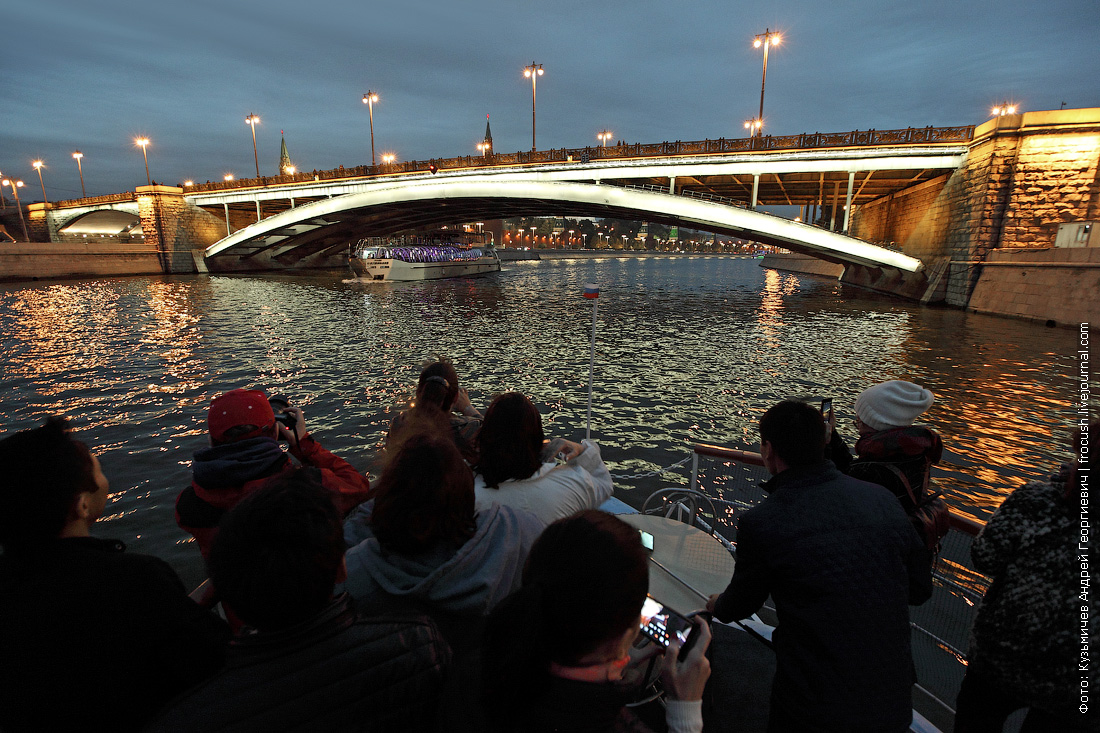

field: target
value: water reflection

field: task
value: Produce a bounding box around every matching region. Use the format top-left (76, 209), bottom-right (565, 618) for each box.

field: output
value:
top-left (0, 259), bottom-right (1079, 586)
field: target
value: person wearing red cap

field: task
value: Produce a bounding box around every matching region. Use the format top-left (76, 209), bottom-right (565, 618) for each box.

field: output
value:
top-left (176, 388), bottom-right (371, 563)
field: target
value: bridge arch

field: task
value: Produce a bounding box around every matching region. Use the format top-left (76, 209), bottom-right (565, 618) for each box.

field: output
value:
top-left (203, 178), bottom-right (921, 272)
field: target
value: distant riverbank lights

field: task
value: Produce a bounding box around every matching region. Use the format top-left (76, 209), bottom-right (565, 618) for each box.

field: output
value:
top-left (32, 160), bottom-right (47, 205)
top-left (363, 91), bottom-right (379, 167)
top-left (245, 114), bottom-right (261, 178)
top-left (135, 138), bottom-right (152, 186)
top-left (752, 29), bottom-right (781, 137)
top-left (523, 62), bottom-right (544, 152)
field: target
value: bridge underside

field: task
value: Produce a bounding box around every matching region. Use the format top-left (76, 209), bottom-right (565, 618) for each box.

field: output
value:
top-left (203, 180), bottom-right (921, 273)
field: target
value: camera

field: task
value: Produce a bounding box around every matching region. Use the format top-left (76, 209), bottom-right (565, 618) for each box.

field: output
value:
top-left (640, 595), bottom-right (699, 660)
top-left (268, 395), bottom-right (296, 430)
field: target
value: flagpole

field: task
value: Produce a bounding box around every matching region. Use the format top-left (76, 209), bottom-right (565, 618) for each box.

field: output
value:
top-left (583, 283), bottom-right (599, 440)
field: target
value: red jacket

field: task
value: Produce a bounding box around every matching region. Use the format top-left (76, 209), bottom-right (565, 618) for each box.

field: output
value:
top-left (176, 434), bottom-right (370, 561)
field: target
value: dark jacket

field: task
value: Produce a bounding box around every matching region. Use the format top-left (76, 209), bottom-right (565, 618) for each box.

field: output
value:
top-left (0, 537), bottom-right (230, 733)
top-left (176, 435), bottom-right (371, 560)
top-left (712, 461), bottom-right (932, 733)
top-left (146, 594), bottom-right (451, 732)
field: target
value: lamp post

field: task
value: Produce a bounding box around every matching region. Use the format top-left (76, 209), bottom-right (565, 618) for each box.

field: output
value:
top-left (597, 130), bottom-right (612, 147)
top-left (752, 29), bottom-right (781, 137)
top-left (381, 153), bottom-right (395, 166)
top-left (362, 91), bottom-right (379, 166)
top-left (992, 102), bottom-right (1017, 117)
top-left (2, 178), bottom-right (29, 240)
top-left (245, 114), bottom-right (261, 177)
top-left (32, 160), bottom-right (47, 205)
top-left (135, 138), bottom-right (152, 185)
top-left (72, 151), bottom-right (86, 198)
top-left (477, 142), bottom-right (490, 156)
top-left (522, 62), bottom-right (544, 152)
top-left (744, 118), bottom-right (762, 137)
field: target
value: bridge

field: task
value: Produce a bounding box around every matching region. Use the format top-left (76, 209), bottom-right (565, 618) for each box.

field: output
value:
top-left (33, 123), bottom-right (975, 275)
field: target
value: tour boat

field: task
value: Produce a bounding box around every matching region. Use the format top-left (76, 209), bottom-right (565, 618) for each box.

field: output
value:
top-left (348, 236), bottom-right (501, 281)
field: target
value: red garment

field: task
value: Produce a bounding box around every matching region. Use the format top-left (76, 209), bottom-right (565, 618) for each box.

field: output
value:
top-left (176, 434), bottom-right (371, 561)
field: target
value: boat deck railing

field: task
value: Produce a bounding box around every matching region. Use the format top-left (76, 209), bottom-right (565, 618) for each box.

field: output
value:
top-left (680, 443), bottom-right (986, 724)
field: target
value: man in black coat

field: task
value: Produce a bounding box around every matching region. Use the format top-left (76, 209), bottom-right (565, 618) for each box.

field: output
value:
top-left (707, 400), bottom-right (932, 733)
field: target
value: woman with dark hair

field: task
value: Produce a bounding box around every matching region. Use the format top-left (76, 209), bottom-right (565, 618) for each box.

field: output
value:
top-left (483, 510), bottom-right (711, 732)
top-left (954, 422), bottom-right (1096, 732)
top-left (473, 392), bottom-right (613, 527)
top-left (387, 358), bottom-right (483, 462)
top-left (341, 431), bottom-right (542, 620)
top-left (0, 418), bottom-right (228, 732)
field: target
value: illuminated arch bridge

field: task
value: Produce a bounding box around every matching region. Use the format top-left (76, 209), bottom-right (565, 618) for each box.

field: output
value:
top-left (203, 178), bottom-right (922, 273)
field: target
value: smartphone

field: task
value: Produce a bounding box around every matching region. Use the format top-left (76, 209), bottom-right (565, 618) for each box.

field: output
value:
top-left (820, 398), bottom-right (832, 416)
top-left (640, 596), bottom-right (697, 659)
top-left (639, 530), bottom-right (654, 552)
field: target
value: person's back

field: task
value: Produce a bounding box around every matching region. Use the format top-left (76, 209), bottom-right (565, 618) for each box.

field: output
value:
top-left (0, 418), bottom-right (229, 732)
top-left (386, 359), bottom-right (483, 463)
top-left (150, 470), bottom-right (451, 732)
top-left (709, 401), bottom-right (931, 733)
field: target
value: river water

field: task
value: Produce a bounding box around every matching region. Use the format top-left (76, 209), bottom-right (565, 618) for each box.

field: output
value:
top-left (0, 256), bottom-right (1079, 588)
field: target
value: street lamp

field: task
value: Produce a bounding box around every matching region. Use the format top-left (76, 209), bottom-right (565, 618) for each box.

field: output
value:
top-left (135, 138), bottom-right (152, 186)
top-left (522, 62), bottom-right (544, 152)
top-left (992, 102), bottom-right (1017, 117)
top-left (381, 153), bottom-right (395, 165)
top-left (32, 160), bottom-right (47, 205)
top-left (224, 173), bottom-right (235, 182)
top-left (72, 151), bottom-right (86, 198)
top-left (477, 142), bottom-right (490, 156)
top-left (744, 118), bottom-right (762, 136)
top-left (2, 178), bottom-right (29, 240)
top-left (597, 130), bottom-right (612, 147)
top-left (362, 91), bottom-right (379, 166)
top-left (245, 114), bottom-right (261, 177)
top-left (752, 29), bottom-right (781, 137)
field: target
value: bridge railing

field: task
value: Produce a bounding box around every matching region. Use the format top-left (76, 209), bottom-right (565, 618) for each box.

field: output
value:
top-left (181, 124), bottom-right (975, 196)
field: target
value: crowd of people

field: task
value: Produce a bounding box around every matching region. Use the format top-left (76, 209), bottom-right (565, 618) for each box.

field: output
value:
top-left (0, 364), bottom-right (1090, 733)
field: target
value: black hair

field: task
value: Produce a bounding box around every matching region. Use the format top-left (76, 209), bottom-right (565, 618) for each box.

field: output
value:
top-left (371, 432), bottom-right (476, 555)
top-left (416, 359), bottom-right (460, 412)
top-left (0, 417), bottom-right (98, 553)
top-left (208, 468), bottom-right (346, 632)
top-left (759, 400), bottom-right (826, 467)
top-left (474, 392), bottom-right (545, 488)
top-left (482, 511), bottom-right (648, 725)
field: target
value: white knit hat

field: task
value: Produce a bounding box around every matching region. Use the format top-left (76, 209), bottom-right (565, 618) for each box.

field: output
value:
top-left (854, 380), bottom-right (934, 431)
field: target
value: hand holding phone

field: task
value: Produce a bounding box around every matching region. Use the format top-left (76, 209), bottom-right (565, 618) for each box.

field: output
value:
top-left (640, 596), bottom-right (696, 658)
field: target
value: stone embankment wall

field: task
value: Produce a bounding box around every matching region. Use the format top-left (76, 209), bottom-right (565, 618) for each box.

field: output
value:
top-left (0, 242), bottom-right (163, 282)
top-left (965, 247), bottom-right (1100, 326)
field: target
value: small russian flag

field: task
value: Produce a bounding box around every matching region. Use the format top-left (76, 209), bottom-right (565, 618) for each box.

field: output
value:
top-left (582, 282), bottom-right (599, 299)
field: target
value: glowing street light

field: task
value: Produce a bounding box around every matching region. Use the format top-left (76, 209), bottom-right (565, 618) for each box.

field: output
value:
top-left (32, 160), bottom-right (48, 205)
top-left (134, 138), bottom-right (152, 186)
top-left (522, 62), bottom-right (544, 152)
top-left (597, 130), bottom-right (612, 147)
top-left (992, 102), bottom-right (1018, 116)
top-left (362, 91), bottom-right (379, 166)
top-left (245, 114), bottom-right (261, 177)
top-left (184, 180), bottom-right (194, 187)
top-left (285, 166), bottom-right (297, 174)
top-left (744, 118), bottom-right (762, 136)
top-left (2, 178), bottom-right (29, 240)
top-left (381, 153), bottom-right (395, 165)
top-left (477, 141), bottom-right (490, 156)
top-left (72, 151), bottom-right (86, 198)
top-left (224, 173), bottom-right (235, 182)
top-left (752, 29), bottom-right (781, 137)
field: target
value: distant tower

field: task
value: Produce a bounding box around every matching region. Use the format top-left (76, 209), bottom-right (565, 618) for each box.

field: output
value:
top-left (279, 131), bottom-right (292, 175)
top-left (483, 114), bottom-right (493, 155)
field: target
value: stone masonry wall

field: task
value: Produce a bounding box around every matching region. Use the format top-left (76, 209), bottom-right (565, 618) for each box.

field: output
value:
top-left (136, 186), bottom-right (228, 274)
top-left (849, 173), bottom-right (951, 255)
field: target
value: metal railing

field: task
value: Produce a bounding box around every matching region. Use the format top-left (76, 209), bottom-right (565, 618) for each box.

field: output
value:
top-left (178, 124), bottom-right (976, 196)
top-left (681, 442), bottom-right (984, 717)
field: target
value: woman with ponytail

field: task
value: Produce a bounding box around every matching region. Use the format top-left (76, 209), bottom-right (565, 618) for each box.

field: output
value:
top-left (482, 510), bottom-right (711, 732)
top-left (387, 358), bottom-right (483, 462)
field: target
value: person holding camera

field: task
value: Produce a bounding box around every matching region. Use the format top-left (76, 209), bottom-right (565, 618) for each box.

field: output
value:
top-left (176, 388), bottom-right (371, 563)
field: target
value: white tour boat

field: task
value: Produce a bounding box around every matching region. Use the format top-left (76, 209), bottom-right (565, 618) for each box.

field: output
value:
top-left (349, 236), bottom-right (501, 281)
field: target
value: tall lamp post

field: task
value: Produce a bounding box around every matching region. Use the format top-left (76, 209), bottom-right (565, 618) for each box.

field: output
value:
top-left (362, 91), bottom-right (379, 166)
top-left (32, 160), bottom-right (48, 205)
top-left (744, 118), bottom-right (762, 136)
top-left (135, 138), bottom-right (152, 185)
top-left (522, 62), bottom-right (544, 152)
top-left (2, 178), bottom-right (29, 240)
top-left (752, 29), bottom-right (781, 137)
top-left (597, 130), bottom-right (612, 147)
top-left (245, 114), bottom-right (261, 177)
top-left (72, 151), bottom-right (86, 198)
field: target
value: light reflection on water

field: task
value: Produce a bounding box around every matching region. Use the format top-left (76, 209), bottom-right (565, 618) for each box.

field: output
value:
top-left (0, 257), bottom-right (1079, 587)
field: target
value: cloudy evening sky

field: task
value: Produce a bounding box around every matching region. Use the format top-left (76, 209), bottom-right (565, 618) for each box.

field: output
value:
top-left (1, 0), bottom-right (1098, 199)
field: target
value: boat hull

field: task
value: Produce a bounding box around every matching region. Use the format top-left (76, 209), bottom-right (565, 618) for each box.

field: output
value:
top-left (349, 255), bottom-right (501, 281)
